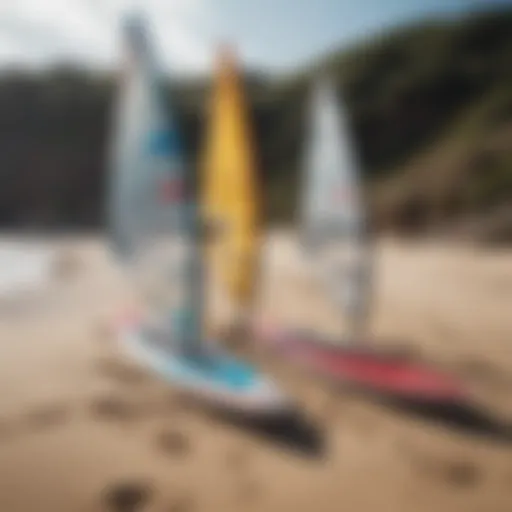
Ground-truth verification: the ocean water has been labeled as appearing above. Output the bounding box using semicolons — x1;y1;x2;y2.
0;242;54;297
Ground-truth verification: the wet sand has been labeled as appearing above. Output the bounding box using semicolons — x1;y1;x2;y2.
0;233;511;512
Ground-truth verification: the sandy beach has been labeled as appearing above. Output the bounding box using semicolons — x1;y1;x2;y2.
0;233;511;512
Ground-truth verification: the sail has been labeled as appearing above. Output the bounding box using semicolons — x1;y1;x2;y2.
301;77;363;241
108;13;202;353
201;45;260;319
301;75;371;341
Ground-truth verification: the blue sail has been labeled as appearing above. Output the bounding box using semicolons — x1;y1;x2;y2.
108;12;201;354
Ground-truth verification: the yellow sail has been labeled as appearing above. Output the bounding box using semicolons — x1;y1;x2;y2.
201;44;260;321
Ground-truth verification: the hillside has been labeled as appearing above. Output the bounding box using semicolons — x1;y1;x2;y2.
371;84;512;235
0;7;511;237
265;8;512;231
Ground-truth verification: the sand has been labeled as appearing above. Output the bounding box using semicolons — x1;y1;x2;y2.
0;233;511;512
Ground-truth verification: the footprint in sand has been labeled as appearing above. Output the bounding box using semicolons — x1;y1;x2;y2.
156;430;191;458
400;442;481;488
102;481;152;512
90;395;143;422
442;461;482;487
416;459;481;488
23;403;71;431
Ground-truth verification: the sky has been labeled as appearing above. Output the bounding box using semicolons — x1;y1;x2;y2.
0;0;509;75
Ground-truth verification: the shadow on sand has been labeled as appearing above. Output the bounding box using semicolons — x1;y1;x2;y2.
259;341;512;444
94;354;325;458
379;394;512;443
199;403;325;459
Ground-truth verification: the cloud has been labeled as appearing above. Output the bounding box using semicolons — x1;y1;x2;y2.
0;0;214;73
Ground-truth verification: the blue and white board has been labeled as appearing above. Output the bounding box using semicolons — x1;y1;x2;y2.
108;12;289;415
300;75;372;344
119;315;289;414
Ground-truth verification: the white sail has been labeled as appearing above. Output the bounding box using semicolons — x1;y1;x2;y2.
301;75;372;343
108;13;202;354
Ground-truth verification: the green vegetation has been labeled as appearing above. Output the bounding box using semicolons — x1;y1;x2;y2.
0;7;511;234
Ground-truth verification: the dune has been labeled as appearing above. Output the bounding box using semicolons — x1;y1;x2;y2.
0;233;511;512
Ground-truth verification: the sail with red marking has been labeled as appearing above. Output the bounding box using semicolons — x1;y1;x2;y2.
108;12;202;354
302;76;363;242
301;75;372;344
